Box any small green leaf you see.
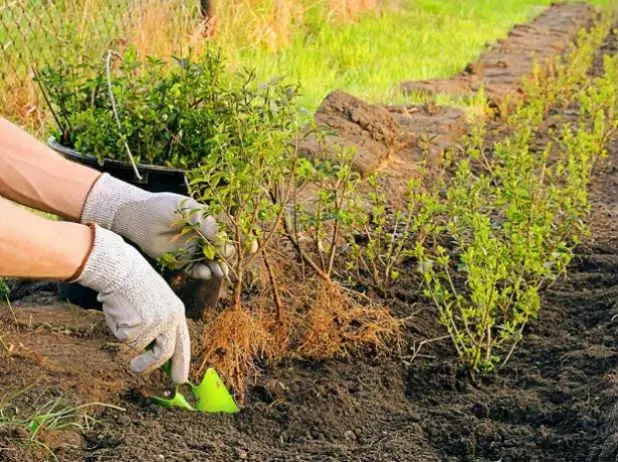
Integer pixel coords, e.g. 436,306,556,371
203,244,217,260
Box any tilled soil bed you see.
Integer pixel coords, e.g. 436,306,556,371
2,4,618,462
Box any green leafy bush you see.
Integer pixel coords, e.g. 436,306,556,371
414,19,615,372
0,279,8,299
38,48,297,169
185,69,300,309
347,176,443,294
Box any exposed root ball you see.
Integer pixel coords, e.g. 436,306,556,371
296,281,401,359
197,308,271,403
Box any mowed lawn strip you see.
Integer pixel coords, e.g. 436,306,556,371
233,0,616,111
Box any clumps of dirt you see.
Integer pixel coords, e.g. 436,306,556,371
300,92,468,198
0,427,46,462
36,428,83,453
379,103,468,197
386,104,469,150
401,2,597,107
298,90,402,177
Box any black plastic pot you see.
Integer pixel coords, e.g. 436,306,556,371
48,137,188,194
48,138,221,320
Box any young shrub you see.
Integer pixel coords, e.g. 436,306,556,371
288,149,366,282
38,47,228,168
413,18,616,372
186,70,299,311
348,175,443,295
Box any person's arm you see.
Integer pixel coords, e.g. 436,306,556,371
0,195,190,383
0,117,228,279
0,118,100,220
0,195,91,279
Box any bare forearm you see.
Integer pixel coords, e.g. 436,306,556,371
0,196,92,279
0,118,100,220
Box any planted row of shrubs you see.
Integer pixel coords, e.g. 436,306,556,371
36,16,617,394
413,19,617,371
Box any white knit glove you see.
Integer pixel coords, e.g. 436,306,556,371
81,173,228,280
74,225,191,384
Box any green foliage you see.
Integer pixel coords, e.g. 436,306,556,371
414,19,616,372
0,279,9,299
184,70,299,307
348,176,443,293
38,48,298,169
292,149,365,279
40,48,306,289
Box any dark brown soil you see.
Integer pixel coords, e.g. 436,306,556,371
2,5,618,462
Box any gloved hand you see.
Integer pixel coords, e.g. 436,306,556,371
74,225,191,383
81,173,228,280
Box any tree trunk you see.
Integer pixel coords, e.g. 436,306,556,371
200,0,217,37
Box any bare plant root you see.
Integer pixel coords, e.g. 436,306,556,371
196,240,401,400
197,307,272,403
295,280,401,360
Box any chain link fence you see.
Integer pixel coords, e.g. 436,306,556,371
0,0,208,130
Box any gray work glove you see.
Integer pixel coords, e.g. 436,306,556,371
74,225,191,384
81,173,227,280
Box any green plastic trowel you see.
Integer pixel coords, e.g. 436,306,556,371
149,354,239,413
191,368,239,413
151,388,196,411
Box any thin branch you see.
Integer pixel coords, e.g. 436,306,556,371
105,50,142,181
261,246,284,322
407,335,450,363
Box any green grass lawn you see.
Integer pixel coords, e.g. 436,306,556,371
1,0,614,124
232,0,615,111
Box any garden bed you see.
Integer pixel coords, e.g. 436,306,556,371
2,132,618,461
1,4,618,461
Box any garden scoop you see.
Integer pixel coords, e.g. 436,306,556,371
191,368,239,413
151,351,239,413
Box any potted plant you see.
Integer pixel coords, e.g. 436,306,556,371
37,47,300,318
